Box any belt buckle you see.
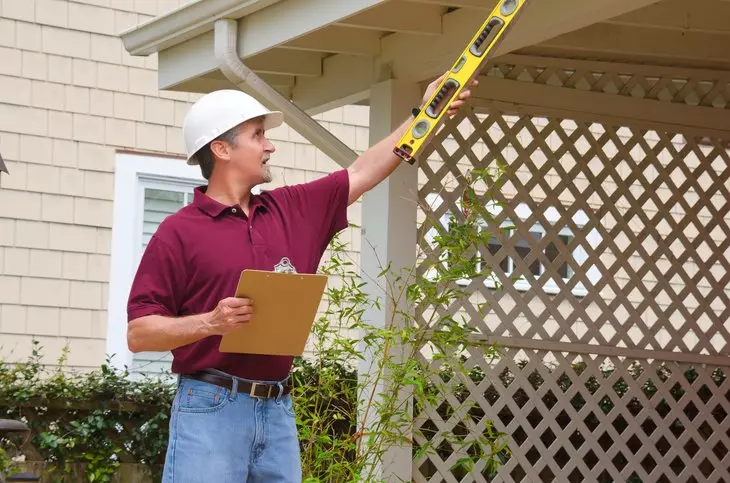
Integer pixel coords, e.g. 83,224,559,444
249,382,272,398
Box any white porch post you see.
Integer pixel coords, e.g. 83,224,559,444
359,79,421,481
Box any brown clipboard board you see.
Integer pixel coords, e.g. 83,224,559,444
218,269,328,356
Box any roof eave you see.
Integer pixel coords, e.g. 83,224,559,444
120,0,281,56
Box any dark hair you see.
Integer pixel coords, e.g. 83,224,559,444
193,124,242,180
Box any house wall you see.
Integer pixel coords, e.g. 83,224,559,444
0,0,367,371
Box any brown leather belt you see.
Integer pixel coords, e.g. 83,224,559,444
186,371,292,399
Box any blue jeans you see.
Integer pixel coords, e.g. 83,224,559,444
161,374,301,482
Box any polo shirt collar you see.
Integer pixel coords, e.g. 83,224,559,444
193,185,265,218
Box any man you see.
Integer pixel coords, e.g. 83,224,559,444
126,72,475,482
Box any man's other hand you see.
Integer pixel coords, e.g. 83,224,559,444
204,297,254,335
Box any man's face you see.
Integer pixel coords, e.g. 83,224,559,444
226,117,276,185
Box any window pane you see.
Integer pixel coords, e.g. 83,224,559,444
485,237,510,274
184,191,195,206
142,188,185,248
131,351,174,377
558,234,574,279
514,231,541,276
545,242,559,262
546,234,574,279
133,187,188,380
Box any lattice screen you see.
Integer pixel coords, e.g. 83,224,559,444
413,74,730,481
492,55,730,109
414,347,729,483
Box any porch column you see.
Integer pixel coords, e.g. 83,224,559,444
359,79,421,481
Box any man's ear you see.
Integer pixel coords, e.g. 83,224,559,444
209,139,231,161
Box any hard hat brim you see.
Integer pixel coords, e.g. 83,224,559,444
186,110,285,166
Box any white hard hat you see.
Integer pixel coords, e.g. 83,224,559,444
182,89,284,165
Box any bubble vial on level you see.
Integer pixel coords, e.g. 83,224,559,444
412,120,430,139
501,0,519,16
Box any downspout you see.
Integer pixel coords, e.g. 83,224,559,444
213,19,358,168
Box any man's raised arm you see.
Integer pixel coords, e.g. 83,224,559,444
346,73,477,205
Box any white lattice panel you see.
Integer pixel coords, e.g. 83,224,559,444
412,64,730,481
490,56,730,110
417,108,730,356
413,347,730,483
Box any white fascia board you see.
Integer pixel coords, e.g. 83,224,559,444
120,0,281,56
122,0,387,60
152,0,388,91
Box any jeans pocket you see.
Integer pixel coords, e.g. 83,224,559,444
281,394,296,418
175,378,230,414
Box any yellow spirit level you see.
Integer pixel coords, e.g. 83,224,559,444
394,0,529,164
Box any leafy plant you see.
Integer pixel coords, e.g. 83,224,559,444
292,166,511,482
0,342,174,482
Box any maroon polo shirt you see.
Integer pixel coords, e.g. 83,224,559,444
126,168,350,381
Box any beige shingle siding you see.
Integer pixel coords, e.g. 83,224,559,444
0,0,369,371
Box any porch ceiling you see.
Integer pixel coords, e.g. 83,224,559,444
121,0,730,115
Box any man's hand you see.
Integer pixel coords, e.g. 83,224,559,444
345,70,480,206
127,297,254,353
203,297,254,336
421,71,479,118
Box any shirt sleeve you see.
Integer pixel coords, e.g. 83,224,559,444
127,235,187,322
278,168,350,251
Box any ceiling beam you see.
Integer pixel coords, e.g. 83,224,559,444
379,6,481,83
169,76,293,101
472,75,730,137
253,73,296,88
493,0,664,57
292,54,380,114
335,2,446,35
533,22,730,69
405,0,497,9
280,26,382,56
603,0,730,35
380,0,664,83
236,0,388,58
244,49,324,77
158,31,219,89
158,31,321,89
236,82,293,105
204,70,297,88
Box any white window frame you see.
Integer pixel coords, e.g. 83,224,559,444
106,153,206,373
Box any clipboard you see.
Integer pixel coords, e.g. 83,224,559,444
218,269,328,356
